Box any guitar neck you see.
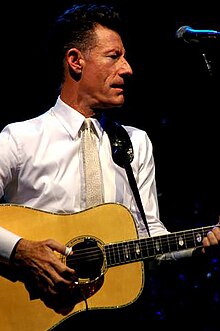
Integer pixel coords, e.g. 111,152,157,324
105,225,215,267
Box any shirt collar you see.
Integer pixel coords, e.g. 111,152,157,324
50,96,104,140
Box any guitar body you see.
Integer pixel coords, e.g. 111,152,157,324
0,203,144,331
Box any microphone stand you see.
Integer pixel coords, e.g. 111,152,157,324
196,39,220,78
200,51,213,76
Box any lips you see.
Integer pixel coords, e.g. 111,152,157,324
111,84,124,88
111,84,124,93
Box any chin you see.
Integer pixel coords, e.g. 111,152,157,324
113,96,124,106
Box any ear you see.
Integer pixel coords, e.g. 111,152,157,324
66,48,84,74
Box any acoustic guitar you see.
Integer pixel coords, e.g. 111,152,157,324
0,203,216,330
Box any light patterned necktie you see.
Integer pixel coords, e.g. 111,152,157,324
82,118,103,208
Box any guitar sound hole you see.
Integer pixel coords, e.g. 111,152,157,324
66,237,104,281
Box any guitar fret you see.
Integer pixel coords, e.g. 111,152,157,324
166,233,177,252
111,243,118,265
139,238,148,259
130,240,141,261
105,245,111,266
186,229,195,248
122,242,129,261
177,232,187,249
145,237,155,257
193,229,204,246
135,241,142,260
193,230,197,246
118,242,125,263
160,234,171,253
120,242,135,264
183,232,188,249
157,237,163,254
114,243,120,264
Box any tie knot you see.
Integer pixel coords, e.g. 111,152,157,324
83,118,98,138
84,118,92,130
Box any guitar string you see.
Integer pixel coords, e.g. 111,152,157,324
65,225,216,266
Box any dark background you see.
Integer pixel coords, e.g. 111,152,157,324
1,0,219,328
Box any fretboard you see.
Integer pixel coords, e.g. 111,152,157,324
105,225,215,267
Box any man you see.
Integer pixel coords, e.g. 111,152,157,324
0,2,219,327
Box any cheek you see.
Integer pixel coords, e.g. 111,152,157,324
85,66,103,82
83,64,111,91
91,72,108,89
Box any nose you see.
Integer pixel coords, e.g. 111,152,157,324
120,57,133,76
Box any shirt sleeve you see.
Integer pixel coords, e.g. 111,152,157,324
0,227,22,263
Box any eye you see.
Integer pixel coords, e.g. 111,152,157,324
110,54,119,59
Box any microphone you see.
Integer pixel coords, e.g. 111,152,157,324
176,25,220,43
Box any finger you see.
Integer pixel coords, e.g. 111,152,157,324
212,226,220,239
45,239,68,256
202,236,210,248
204,231,219,246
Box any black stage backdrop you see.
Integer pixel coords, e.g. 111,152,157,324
0,1,219,328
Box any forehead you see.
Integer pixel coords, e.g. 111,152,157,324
93,24,124,52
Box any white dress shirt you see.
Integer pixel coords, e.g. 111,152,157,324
0,97,175,263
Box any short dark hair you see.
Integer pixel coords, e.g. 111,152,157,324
47,2,123,88
58,3,122,50
49,3,123,61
